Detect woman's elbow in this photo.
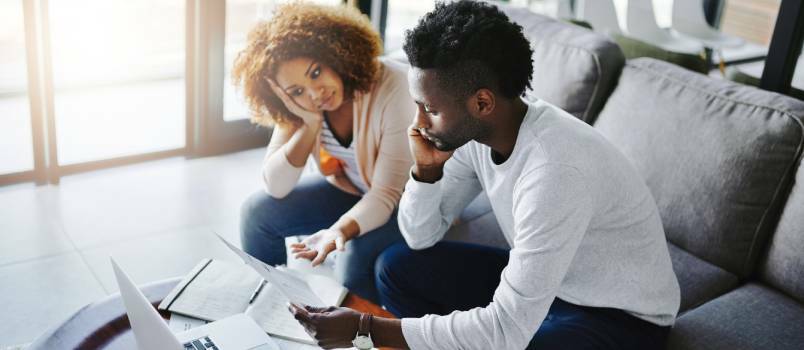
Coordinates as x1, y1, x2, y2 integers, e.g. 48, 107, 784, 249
262, 177, 292, 199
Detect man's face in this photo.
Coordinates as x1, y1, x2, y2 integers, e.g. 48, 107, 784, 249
407, 67, 483, 152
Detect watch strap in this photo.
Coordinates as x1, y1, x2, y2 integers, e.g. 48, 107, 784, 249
358, 313, 373, 336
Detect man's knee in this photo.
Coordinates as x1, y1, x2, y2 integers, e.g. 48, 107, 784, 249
374, 242, 415, 289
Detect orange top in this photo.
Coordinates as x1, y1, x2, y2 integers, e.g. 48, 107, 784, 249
319, 148, 343, 176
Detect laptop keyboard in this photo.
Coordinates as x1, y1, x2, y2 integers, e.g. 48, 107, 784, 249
183, 336, 218, 350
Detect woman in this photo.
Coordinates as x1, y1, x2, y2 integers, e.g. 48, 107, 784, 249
232, 2, 414, 303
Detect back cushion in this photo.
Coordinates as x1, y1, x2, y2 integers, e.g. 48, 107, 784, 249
495, 2, 624, 123
594, 58, 804, 278
761, 160, 804, 302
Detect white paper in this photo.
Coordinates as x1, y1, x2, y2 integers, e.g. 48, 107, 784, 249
273, 337, 320, 350
167, 260, 260, 321
246, 283, 315, 344
253, 264, 325, 306
302, 272, 349, 307
217, 234, 325, 307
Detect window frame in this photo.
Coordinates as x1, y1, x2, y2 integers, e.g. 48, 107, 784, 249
4, 0, 802, 187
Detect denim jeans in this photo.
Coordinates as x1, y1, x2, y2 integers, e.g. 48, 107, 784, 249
240, 174, 404, 304
375, 241, 671, 349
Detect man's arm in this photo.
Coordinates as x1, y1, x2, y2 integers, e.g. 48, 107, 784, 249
288, 165, 594, 350
288, 304, 408, 349
372, 317, 407, 348
402, 164, 594, 349
394, 121, 483, 249
398, 148, 483, 249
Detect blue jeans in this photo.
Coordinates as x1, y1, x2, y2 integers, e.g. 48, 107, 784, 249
375, 241, 671, 349
240, 175, 404, 304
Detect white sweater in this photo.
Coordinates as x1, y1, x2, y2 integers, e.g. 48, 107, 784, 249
398, 100, 680, 350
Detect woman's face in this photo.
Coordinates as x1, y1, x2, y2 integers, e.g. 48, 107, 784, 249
274, 57, 345, 113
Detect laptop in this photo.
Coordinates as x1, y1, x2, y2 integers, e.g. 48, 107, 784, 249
111, 257, 280, 350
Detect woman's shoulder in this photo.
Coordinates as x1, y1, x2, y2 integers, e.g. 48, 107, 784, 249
371, 57, 407, 91
354, 57, 415, 131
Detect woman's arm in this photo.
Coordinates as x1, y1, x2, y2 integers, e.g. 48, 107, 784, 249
329, 216, 360, 239
291, 67, 414, 264
290, 81, 414, 265
279, 119, 322, 167
261, 120, 322, 198
261, 75, 330, 197
339, 83, 417, 235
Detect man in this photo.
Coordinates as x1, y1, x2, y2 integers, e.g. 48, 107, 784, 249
288, 1, 680, 349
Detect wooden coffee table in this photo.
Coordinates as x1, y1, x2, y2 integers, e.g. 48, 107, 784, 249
27, 277, 394, 349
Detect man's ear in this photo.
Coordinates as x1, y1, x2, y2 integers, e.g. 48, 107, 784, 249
469, 89, 495, 117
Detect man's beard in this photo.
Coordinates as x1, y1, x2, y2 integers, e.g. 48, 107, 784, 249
430, 114, 485, 152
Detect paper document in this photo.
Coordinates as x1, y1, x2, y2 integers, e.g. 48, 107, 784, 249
160, 259, 260, 321
216, 233, 326, 307
246, 283, 313, 343
160, 256, 347, 346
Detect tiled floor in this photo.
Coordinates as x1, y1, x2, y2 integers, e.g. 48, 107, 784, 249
0, 148, 269, 347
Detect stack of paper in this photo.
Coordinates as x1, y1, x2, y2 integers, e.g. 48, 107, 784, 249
159, 235, 349, 345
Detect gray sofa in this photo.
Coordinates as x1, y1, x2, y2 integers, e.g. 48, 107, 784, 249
443, 4, 804, 349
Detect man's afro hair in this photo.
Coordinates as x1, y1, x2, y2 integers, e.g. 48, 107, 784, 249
403, 0, 534, 98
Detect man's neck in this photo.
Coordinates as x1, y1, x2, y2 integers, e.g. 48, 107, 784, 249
478, 98, 529, 163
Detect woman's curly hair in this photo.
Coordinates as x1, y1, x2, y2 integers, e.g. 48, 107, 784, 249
231, 2, 383, 127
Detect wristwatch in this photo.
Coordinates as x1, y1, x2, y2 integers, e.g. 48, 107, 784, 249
352, 313, 374, 350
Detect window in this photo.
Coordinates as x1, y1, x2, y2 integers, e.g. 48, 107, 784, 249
0, 0, 34, 175
385, 1, 435, 53
48, 0, 186, 165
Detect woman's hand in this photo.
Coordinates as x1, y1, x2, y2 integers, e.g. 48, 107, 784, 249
268, 78, 323, 126
291, 229, 348, 267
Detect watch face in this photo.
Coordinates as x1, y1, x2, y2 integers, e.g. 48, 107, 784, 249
353, 335, 374, 349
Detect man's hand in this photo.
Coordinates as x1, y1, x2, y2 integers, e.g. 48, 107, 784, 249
290, 229, 348, 267
288, 303, 360, 349
408, 125, 454, 183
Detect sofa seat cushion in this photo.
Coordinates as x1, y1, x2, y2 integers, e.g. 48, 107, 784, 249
594, 58, 804, 278
667, 283, 804, 350
668, 243, 739, 313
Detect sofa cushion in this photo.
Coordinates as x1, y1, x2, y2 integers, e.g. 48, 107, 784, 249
760, 159, 804, 303
667, 283, 804, 350
612, 34, 709, 74
594, 58, 804, 278
668, 243, 739, 313
495, 2, 624, 123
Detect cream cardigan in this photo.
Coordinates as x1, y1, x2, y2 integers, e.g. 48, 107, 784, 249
261, 58, 415, 234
